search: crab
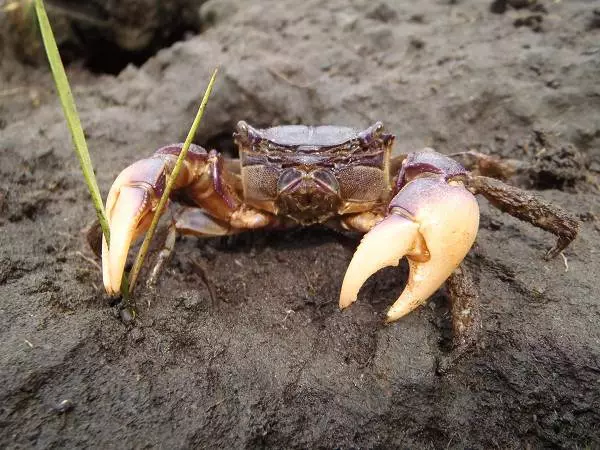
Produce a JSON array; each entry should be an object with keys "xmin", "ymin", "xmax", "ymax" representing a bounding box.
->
[{"xmin": 101, "ymin": 121, "xmax": 579, "ymax": 356}]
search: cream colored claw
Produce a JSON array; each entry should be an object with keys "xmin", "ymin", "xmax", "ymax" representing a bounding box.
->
[
  {"xmin": 102, "ymin": 158, "xmax": 166, "ymax": 296},
  {"xmin": 102, "ymin": 185, "xmax": 155, "ymax": 296},
  {"xmin": 339, "ymin": 178, "xmax": 480, "ymax": 322}
]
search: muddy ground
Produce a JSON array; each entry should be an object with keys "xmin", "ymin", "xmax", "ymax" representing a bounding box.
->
[{"xmin": 1, "ymin": 0, "xmax": 600, "ymax": 448}]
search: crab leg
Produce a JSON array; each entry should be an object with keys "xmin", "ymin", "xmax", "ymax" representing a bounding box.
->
[
  {"xmin": 146, "ymin": 206, "xmax": 256, "ymax": 289},
  {"xmin": 466, "ymin": 174, "xmax": 579, "ymax": 259},
  {"xmin": 340, "ymin": 151, "xmax": 480, "ymax": 322},
  {"xmin": 102, "ymin": 143, "xmax": 276, "ymax": 296}
]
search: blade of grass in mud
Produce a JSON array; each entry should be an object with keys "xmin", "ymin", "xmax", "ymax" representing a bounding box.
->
[
  {"xmin": 127, "ymin": 68, "xmax": 219, "ymax": 295},
  {"xmin": 33, "ymin": 0, "xmax": 110, "ymax": 243}
]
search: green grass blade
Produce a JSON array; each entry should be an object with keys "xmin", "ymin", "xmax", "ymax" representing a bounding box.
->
[
  {"xmin": 127, "ymin": 68, "xmax": 219, "ymax": 294},
  {"xmin": 33, "ymin": 0, "xmax": 110, "ymax": 244}
]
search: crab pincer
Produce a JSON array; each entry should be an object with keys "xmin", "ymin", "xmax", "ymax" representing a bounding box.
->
[
  {"xmin": 102, "ymin": 142, "xmax": 278, "ymax": 296},
  {"xmin": 101, "ymin": 153, "xmax": 179, "ymax": 296},
  {"xmin": 339, "ymin": 151, "xmax": 480, "ymax": 322},
  {"xmin": 102, "ymin": 144, "xmax": 234, "ymax": 296}
]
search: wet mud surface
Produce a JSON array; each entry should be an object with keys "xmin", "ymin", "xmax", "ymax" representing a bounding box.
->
[{"xmin": 1, "ymin": 0, "xmax": 599, "ymax": 447}]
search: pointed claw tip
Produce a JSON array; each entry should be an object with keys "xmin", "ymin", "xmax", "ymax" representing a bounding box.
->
[
  {"xmin": 102, "ymin": 185, "xmax": 152, "ymax": 298},
  {"xmin": 385, "ymin": 306, "xmax": 412, "ymax": 324},
  {"xmin": 338, "ymin": 296, "xmax": 356, "ymax": 311},
  {"xmin": 339, "ymin": 215, "xmax": 420, "ymax": 313},
  {"xmin": 385, "ymin": 303, "xmax": 418, "ymax": 323},
  {"xmin": 339, "ymin": 284, "xmax": 358, "ymax": 310},
  {"xmin": 105, "ymin": 272, "xmax": 123, "ymax": 297},
  {"xmin": 105, "ymin": 287, "xmax": 122, "ymax": 298}
]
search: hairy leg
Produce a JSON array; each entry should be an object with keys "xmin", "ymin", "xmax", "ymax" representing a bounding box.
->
[
  {"xmin": 148, "ymin": 206, "xmax": 281, "ymax": 288},
  {"xmin": 437, "ymin": 264, "xmax": 480, "ymax": 374},
  {"xmin": 447, "ymin": 264, "xmax": 480, "ymax": 351},
  {"xmin": 466, "ymin": 174, "xmax": 580, "ymax": 259},
  {"xmin": 147, "ymin": 207, "xmax": 233, "ymax": 287},
  {"xmin": 449, "ymin": 150, "xmax": 526, "ymax": 180}
]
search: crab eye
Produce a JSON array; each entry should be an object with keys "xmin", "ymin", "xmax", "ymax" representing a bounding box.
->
[
  {"xmin": 235, "ymin": 121, "xmax": 261, "ymax": 146},
  {"xmin": 236, "ymin": 120, "xmax": 249, "ymax": 136},
  {"xmin": 277, "ymin": 168, "xmax": 303, "ymax": 193},
  {"xmin": 358, "ymin": 121, "xmax": 384, "ymax": 145},
  {"xmin": 311, "ymin": 169, "xmax": 340, "ymax": 195}
]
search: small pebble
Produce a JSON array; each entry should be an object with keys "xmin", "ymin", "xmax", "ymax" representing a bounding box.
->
[
  {"xmin": 409, "ymin": 38, "xmax": 425, "ymax": 51},
  {"xmin": 120, "ymin": 307, "xmax": 136, "ymax": 324},
  {"xmin": 54, "ymin": 399, "xmax": 74, "ymax": 414},
  {"xmin": 366, "ymin": 3, "xmax": 398, "ymax": 23},
  {"xmin": 409, "ymin": 14, "xmax": 425, "ymax": 24}
]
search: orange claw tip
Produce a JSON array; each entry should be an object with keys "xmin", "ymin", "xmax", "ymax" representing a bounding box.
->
[
  {"xmin": 102, "ymin": 185, "xmax": 152, "ymax": 296},
  {"xmin": 384, "ymin": 284, "xmax": 427, "ymax": 323}
]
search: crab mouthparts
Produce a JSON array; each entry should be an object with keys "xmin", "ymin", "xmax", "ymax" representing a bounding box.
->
[{"xmin": 276, "ymin": 168, "xmax": 341, "ymax": 224}]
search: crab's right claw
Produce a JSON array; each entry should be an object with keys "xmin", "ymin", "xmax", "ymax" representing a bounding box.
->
[
  {"xmin": 102, "ymin": 158, "xmax": 168, "ymax": 296},
  {"xmin": 339, "ymin": 177, "xmax": 480, "ymax": 322}
]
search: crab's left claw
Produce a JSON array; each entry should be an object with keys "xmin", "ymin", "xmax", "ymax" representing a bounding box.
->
[{"xmin": 339, "ymin": 176, "xmax": 480, "ymax": 322}]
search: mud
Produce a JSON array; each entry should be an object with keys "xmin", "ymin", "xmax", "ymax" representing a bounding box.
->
[
  {"xmin": 1, "ymin": 0, "xmax": 599, "ymax": 448},
  {"xmin": 4, "ymin": 0, "xmax": 205, "ymax": 73}
]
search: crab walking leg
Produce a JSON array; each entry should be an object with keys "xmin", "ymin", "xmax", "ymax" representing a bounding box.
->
[
  {"xmin": 446, "ymin": 264, "xmax": 480, "ymax": 350},
  {"xmin": 340, "ymin": 176, "xmax": 480, "ymax": 322},
  {"xmin": 147, "ymin": 207, "xmax": 262, "ymax": 288},
  {"xmin": 466, "ymin": 174, "xmax": 579, "ymax": 259},
  {"xmin": 436, "ymin": 264, "xmax": 481, "ymax": 373},
  {"xmin": 102, "ymin": 143, "xmax": 275, "ymax": 296},
  {"xmin": 146, "ymin": 220, "xmax": 178, "ymax": 288},
  {"xmin": 448, "ymin": 150, "xmax": 526, "ymax": 180}
]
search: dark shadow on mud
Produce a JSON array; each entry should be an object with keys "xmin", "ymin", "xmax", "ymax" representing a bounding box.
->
[
  {"xmin": 3, "ymin": 0, "xmax": 204, "ymax": 74},
  {"xmin": 161, "ymin": 227, "xmax": 455, "ymax": 345}
]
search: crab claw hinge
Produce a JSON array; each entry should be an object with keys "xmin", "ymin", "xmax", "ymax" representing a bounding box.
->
[{"xmin": 339, "ymin": 169, "xmax": 479, "ymax": 322}]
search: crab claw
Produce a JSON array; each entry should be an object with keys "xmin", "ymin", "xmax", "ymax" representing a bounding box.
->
[
  {"xmin": 339, "ymin": 176, "xmax": 479, "ymax": 322},
  {"xmin": 102, "ymin": 158, "xmax": 169, "ymax": 296}
]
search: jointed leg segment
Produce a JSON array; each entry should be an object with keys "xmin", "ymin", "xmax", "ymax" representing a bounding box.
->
[
  {"xmin": 147, "ymin": 205, "xmax": 286, "ymax": 287},
  {"xmin": 466, "ymin": 174, "xmax": 580, "ymax": 259},
  {"xmin": 435, "ymin": 264, "xmax": 481, "ymax": 373},
  {"xmin": 446, "ymin": 264, "xmax": 480, "ymax": 352}
]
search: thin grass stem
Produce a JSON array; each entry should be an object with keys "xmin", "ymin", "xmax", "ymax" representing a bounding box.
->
[
  {"xmin": 33, "ymin": 0, "xmax": 110, "ymax": 243},
  {"xmin": 127, "ymin": 68, "xmax": 219, "ymax": 294}
]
